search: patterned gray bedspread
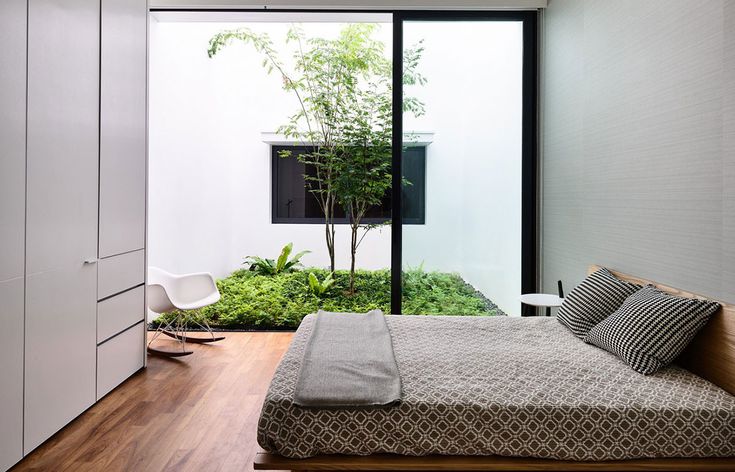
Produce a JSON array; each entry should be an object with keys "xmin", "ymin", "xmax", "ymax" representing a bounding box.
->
[{"xmin": 257, "ymin": 315, "xmax": 735, "ymax": 460}]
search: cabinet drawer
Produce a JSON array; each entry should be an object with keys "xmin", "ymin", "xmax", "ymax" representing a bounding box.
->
[
  {"xmin": 97, "ymin": 286, "xmax": 144, "ymax": 343},
  {"xmin": 98, "ymin": 249, "xmax": 144, "ymax": 300},
  {"xmin": 97, "ymin": 322, "xmax": 144, "ymax": 400}
]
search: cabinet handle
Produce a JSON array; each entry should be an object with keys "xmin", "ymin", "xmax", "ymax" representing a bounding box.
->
[{"xmin": 83, "ymin": 258, "xmax": 98, "ymax": 265}]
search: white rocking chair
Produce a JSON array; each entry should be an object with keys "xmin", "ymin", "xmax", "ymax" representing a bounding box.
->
[{"xmin": 147, "ymin": 267, "xmax": 225, "ymax": 357}]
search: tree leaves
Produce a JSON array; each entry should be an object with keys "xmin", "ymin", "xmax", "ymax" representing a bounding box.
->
[{"xmin": 209, "ymin": 24, "xmax": 426, "ymax": 282}]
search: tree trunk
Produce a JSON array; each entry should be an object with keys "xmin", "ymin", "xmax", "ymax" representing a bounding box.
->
[
  {"xmin": 348, "ymin": 202, "xmax": 364, "ymax": 295},
  {"xmin": 324, "ymin": 196, "xmax": 336, "ymax": 273},
  {"xmin": 324, "ymin": 223, "xmax": 334, "ymax": 273},
  {"xmin": 330, "ymin": 224, "xmax": 336, "ymax": 272},
  {"xmin": 349, "ymin": 223, "xmax": 358, "ymax": 294}
]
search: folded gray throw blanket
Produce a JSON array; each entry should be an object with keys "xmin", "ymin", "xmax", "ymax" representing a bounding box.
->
[{"xmin": 293, "ymin": 310, "xmax": 402, "ymax": 408}]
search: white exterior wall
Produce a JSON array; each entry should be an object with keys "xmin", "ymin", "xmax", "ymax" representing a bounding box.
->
[
  {"xmin": 149, "ymin": 21, "xmax": 388, "ymax": 278},
  {"xmin": 149, "ymin": 18, "xmax": 522, "ymax": 314}
]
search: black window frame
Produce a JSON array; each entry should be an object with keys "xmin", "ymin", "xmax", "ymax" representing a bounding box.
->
[
  {"xmin": 271, "ymin": 144, "xmax": 426, "ymax": 225},
  {"xmin": 150, "ymin": 7, "xmax": 539, "ymax": 315},
  {"xmin": 390, "ymin": 11, "xmax": 538, "ymax": 314}
]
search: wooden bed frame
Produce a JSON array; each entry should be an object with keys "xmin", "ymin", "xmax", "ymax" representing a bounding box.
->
[{"xmin": 254, "ymin": 265, "xmax": 735, "ymax": 471}]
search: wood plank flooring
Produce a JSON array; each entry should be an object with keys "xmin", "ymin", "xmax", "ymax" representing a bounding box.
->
[{"xmin": 11, "ymin": 332, "xmax": 294, "ymax": 472}]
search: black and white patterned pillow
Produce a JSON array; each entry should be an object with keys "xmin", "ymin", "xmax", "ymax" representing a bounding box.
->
[
  {"xmin": 584, "ymin": 285, "xmax": 721, "ymax": 375},
  {"xmin": 556, "ymin": 268, "xmax": 641, "ymax": 338}
]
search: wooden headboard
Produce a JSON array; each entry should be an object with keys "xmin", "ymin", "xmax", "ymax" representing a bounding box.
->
[{"xmin": 587, "ymin": 265, "xmax": 735, "ymax": 396}]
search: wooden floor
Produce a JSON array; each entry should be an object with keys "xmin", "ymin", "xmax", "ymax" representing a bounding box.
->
[{"xmin": 11, "ymin": 332, "xmax": 294, "ymax": 472}]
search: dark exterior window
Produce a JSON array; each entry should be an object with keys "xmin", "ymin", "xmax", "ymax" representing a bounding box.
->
[{"xmin": 272, "ymin": 145, "xmax": 425, "ymax": 225}]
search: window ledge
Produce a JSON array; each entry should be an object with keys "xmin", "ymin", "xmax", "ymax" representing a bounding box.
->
[{"xmin": 260, "ymin": 131, "xmax": 434, "ymax": 146}]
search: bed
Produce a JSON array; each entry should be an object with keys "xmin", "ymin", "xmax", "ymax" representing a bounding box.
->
[{"xmin": 255, "ymin": 266, "xmax": 735, "ymax": 471}]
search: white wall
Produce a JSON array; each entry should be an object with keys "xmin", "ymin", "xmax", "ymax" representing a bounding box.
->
[
  {"xmin": 149, "ymin": 18, "xmax": 523, "ymax": 314},
  {"xmin": 542, "ymin": 0, "xmax": 735, "ymax": 304},
  {"xmin": 149, "ymin": 21, "xmax": 392, "ymax": 278}
]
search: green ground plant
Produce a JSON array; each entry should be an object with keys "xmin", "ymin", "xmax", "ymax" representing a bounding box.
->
[
  {"xmin": 151, "ymin": 267, "xmax": 499, "ymax": 330},
  {"xmin": 308, "ymin": 272, "xmax": 335, "ymax": 297},
  {"xmin": 244, "ymin": 243, "xmax": 309, "ymax": 276}
]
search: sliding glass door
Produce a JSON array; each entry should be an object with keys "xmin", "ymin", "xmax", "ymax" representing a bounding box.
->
[
  {"xmin": 150, "ymin": 10, "xmax": 535, "ymax": 327},
  {"xmin": 391, "ymin": 12, "xmax": 537, "ymax": 316}
]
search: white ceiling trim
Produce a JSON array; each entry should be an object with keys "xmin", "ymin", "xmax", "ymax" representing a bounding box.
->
[{"xmin": 151, "ymin": 11, "xmax": 393, "ymax": 22}]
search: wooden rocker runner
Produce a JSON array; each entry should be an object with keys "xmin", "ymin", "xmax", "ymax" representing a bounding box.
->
[{"xmin": 147, "ymin": 267, "xmax": 225, "ymax": 357}]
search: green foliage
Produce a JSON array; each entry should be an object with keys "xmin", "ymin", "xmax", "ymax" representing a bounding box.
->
[
  {"xmin": 151, "ymin": 267, "xmax": 499, "ymax": 330},
  {"xmin": 244, "ymin": 243, "xmax": 310, "ymax": 276},
  {"xmin": 308, "ymin": 272, "xmax": 335, "ymax": 297},
  {"xmin": 402, "ymin": 39, "xmax": 427, "ymax": 117},
  {"xmin": 401, "ymin": 266, "xmax": 493, "ymax": 315}
]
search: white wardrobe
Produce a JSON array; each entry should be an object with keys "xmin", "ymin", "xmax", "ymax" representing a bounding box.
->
[{"xmin": 0, "ymin": 0, "xmax": 147, "ymax": 469}]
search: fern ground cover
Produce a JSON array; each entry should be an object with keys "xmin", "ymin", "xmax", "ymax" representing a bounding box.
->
[{"xmin": 151, "ymin": 268, "xmax": 501, "ymax": 331}]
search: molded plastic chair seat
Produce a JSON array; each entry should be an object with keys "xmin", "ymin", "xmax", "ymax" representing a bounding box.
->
[
  {"xmin": 148, "ymin": 267, "xmax": 221, "ymax": 314},
  {"xmin": 147, "ymin": 267, "xmax": 224, "ymax": 357}
]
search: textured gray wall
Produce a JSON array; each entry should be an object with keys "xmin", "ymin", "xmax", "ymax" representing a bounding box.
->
[{"xmin": 542, "ymin": 0, "xmax": 735, "ymax": 303}]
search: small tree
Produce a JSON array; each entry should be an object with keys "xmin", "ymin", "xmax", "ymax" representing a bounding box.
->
[
  {"xmin": 334, "ymin": 40, "xmax": 426, "ymax": 294},
  {"xmin": 208, "ymin": 24, "xmax": 384, "ymax": 272},
  {"xmin": 208, "ymin": 24, "xmax": 425, "ymax": 290}
]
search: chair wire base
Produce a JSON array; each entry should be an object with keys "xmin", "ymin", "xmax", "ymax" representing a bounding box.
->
[{"xmin": 148, "ymin": 310, "xmax": 224, "ymax": 356}]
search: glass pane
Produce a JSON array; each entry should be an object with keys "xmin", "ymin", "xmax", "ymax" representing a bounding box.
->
[
  {"xmin": 149, "ymin": 13, "xmax": 395, "ymax": 331},
  {"xmin": 401, "ymin": 20, "xmax": 524, "ymax": 316}
]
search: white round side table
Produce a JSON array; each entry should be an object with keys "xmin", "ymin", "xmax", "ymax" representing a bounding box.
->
[{"xmin": 519, "ymin": 293, "xmax": 564, "ymax": 317}]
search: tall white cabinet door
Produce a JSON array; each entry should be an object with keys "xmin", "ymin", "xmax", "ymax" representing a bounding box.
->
[
  {"xmin": 0, "ymin": 0, "xmax": 27, "ymax": 282},
  {"xmin": 0, "ymin": 0, "xmax": 27, "ymax": 468},
  {"xmin": 0, "ymin": 280, "xmax": 23, "ymax": 471},
  {"xmin": 99, "ymin": 0, "xmax": 147, "ymax": 258},
  {"xmin": 25, "ymin": 0, "xmax": 100, "ymax": 454}
]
